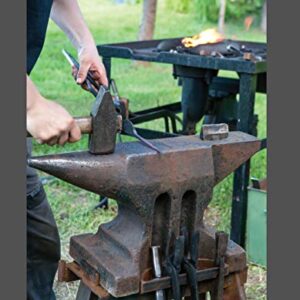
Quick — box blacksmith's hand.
[50,0,108,88]
[75,46,108,88]
[27,76,81,146]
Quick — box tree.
[261,1,267,33]
[218,0,226,34]
[138,0,158,41]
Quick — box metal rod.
[151,246,166,300]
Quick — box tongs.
[62,49,160,153]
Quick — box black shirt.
[27,0,53,74]
[27,0,53,195]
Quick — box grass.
[30,0,267,299]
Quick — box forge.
[29,131,261,300]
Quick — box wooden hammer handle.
[74,116,123,133]
[26,117,92,137]
[27,116,122,137]
[74,116,92,134]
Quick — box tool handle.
[26,117,92,138]
[151,246,163,278]
[75,115,123,134]
[74,116,92,134]
[27,116,122,138]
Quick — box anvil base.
[70,225,247,297]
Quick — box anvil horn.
[28,151,125,199]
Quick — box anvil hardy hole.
[151,193,171,253]
[180,190,196,240]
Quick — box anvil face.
[29,132,260,297]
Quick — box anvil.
[29,132,260,297]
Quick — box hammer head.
[89,86,118,154]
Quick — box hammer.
[27,86,160,154]
[27,86,120,155]
[27,50,161,154]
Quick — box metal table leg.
[230,73,257,247]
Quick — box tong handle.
[62,49,106,90]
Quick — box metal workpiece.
[29,132,260,297]
[202,123,229,141]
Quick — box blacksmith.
[26,0,108,298]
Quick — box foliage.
[115,0,265,24]
[226,0,264,21]
[194,0,219,22]
[166,0,265,23]
[166,0,191,13]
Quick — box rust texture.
[88,86,118,154]
[29,132,260,297]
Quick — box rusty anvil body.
[29,132,260,298]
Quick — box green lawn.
[30,0,266,299]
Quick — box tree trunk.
[218,0,226,34]
[261,1,267,33]
[138,0,157,41]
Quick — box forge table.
[97,38,267,247]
